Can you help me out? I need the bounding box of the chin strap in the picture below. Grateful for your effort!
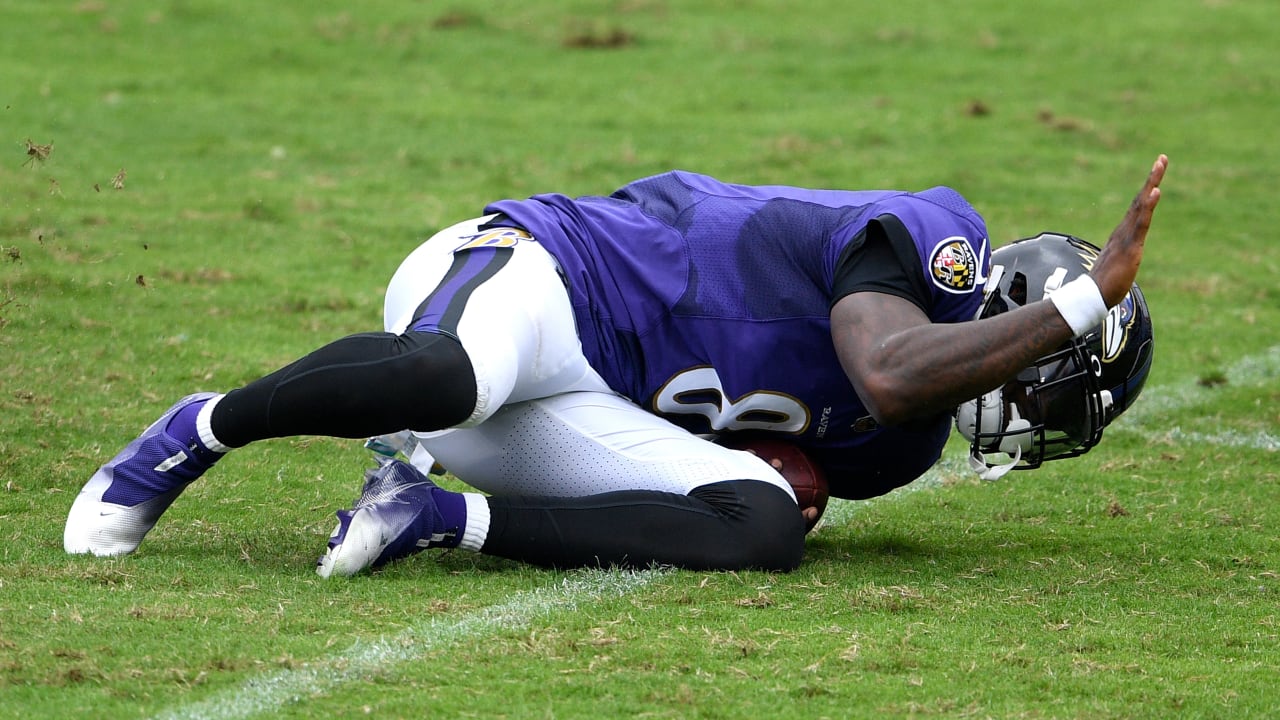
[969,445,1022,481]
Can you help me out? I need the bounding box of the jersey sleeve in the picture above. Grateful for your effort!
[829,214,934,313]
[831,191,990,324]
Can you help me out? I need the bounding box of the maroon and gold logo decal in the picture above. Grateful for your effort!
[929,237,978,293]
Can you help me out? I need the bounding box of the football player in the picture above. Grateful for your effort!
[64,155,1167,575]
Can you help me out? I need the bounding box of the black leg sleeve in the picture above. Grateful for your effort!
[211,330,477,447]
[480,479,805,572]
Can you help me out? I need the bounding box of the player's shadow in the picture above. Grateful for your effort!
[799,520,1110,578]
[802,531,936,570]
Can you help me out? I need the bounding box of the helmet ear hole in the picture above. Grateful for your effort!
[955,389,1005,445]
[955,400,979,443]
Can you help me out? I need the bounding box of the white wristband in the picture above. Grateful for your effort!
[1049,275,1108,337]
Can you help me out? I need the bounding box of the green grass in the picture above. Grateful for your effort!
[2,0,1277,718]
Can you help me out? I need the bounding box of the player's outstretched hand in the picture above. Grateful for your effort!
[1091,154,1168,307]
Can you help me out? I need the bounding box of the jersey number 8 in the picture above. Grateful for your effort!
[653,367,810,434]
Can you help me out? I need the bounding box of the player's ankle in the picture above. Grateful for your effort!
[164,394,229,464]
[430,491,490,551]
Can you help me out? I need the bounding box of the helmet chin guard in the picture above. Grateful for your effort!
[956,232,1152,477]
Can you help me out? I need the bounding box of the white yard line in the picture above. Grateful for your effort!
[153,569,663,720]
[1113,343,1279,452]
[1145,427,1278,451]
[1117,344,1278,424]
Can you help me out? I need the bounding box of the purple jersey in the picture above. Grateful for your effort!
[485,171,990,494]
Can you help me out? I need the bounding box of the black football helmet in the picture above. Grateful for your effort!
[955,232,1154,476]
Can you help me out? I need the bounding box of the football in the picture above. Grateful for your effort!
[719,436,829,533]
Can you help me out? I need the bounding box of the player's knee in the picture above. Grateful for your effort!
[692,480,805,572]
[747,483,806,571]
[390,331,478,427]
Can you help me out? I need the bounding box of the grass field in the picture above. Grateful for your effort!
[2,1,1277,718]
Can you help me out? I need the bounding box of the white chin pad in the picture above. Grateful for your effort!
[998,415,1033,454]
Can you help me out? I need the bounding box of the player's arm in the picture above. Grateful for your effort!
[832,292,1071,426]
[832,154,1167,427]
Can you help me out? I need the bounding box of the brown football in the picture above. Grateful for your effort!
[720,437,829,533]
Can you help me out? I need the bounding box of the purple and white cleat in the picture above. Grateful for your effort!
[64,392,221,556]
[316,458,449,579]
